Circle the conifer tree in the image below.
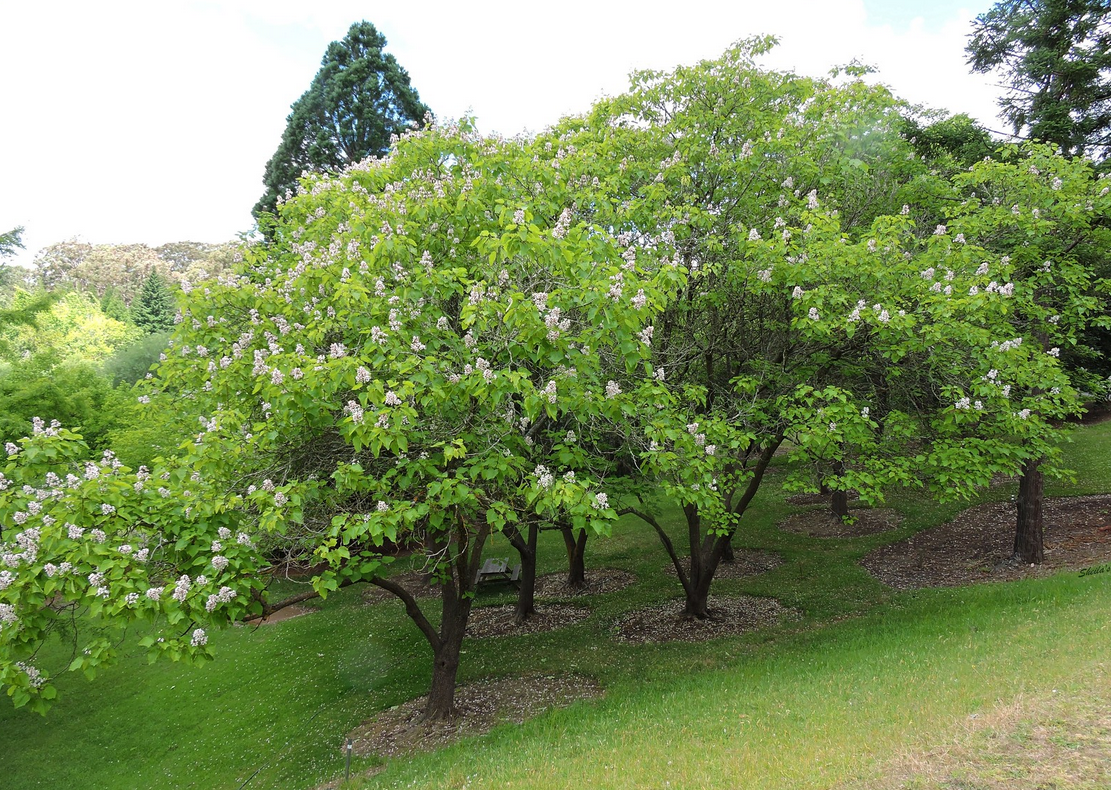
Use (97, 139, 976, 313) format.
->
(131, 272, 174, 334)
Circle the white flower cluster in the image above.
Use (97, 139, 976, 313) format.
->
(205, 586, 236, 612)
(172, 575, 192, 602)
(954, 397, 984, 411)
(534, 464, 555, 489)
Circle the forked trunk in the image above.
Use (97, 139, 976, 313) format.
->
(721, 535, 735, 564)
(559, 521, 588, 589)
(371, 515, 490, 722)
(1014, 458, 1045, 565)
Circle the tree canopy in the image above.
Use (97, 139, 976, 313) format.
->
(252, 21, 430, 223)
(967, 0, 1111, 160)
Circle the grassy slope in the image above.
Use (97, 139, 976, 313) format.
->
(1, 420, 1108, 789)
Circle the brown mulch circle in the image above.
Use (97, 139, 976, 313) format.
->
(663, 550, 783, 579)
(465, 603, 592, 638)
(347, 674, 603, 758)
(614, 594, 799, 644)
(362, 570, 442, 603)
(779, 508, 903, 538)
(533, 568, 637, 598)
(861, 494, 1111, 590)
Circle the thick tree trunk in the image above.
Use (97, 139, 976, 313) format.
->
(507, 522, 538, 625)
(1014, 458, 1045, 565)
(559, 522, 588, 589)
(425, 624, 465, 721)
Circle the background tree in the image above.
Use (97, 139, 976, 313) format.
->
(252, 21, 430, 223)
(131, 272, 174, 334)
(0, 228, 53, 348)
(967, 0, 1111, 161)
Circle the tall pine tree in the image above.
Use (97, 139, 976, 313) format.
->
(253, 21, 430, 224)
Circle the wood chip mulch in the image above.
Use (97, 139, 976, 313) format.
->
(614, 595, 799, 644)
(861, 494, 1111, 590)
(779, 508, 903, 538)
(784, 491, 859, 507)
(346, 673, 603, 759)
(533, 568, 637, 598)
(465, 603, 593, 638)
(663, 550, 783, 579)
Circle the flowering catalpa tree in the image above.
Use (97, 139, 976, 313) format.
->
(0, 420, 261, 713)
(151, 119, 679, 719)
(942, 143, 1111, 562)
(548, 39, 1089, 618)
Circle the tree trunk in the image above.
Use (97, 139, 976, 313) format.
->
(1014, 458, 1045, 565)
(720, 535, 735, 564)
(830, 458, 849, 519)
(508, 522, 538, 625)
(425, 624, 465, 720)
(559, 522, 588, 589)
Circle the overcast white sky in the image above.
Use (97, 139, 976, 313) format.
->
(0, 0, 1005, 268)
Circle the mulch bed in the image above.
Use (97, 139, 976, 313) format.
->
(614, 595, 799, 644)
(347, 674, 602, 759)
(779, 507, 903, 538)
(663, 550, 783, 579)
(861, 494, 1111, 590)
(784, 491, 859, 507)
(533, 568, 637, 598)
(466, 603, 593, 638)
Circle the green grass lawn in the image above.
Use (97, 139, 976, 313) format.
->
(2, 419, 1109, 789)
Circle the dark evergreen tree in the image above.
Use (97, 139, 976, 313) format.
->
(253, 21, 430, 223)
(967, 0, 1111, 161)
(131, 272, 174, 334)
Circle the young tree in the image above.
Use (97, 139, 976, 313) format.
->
(945, 144, 1111, 562)
(252, 21, 430, 223)
(967, 0, 1111, 160)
